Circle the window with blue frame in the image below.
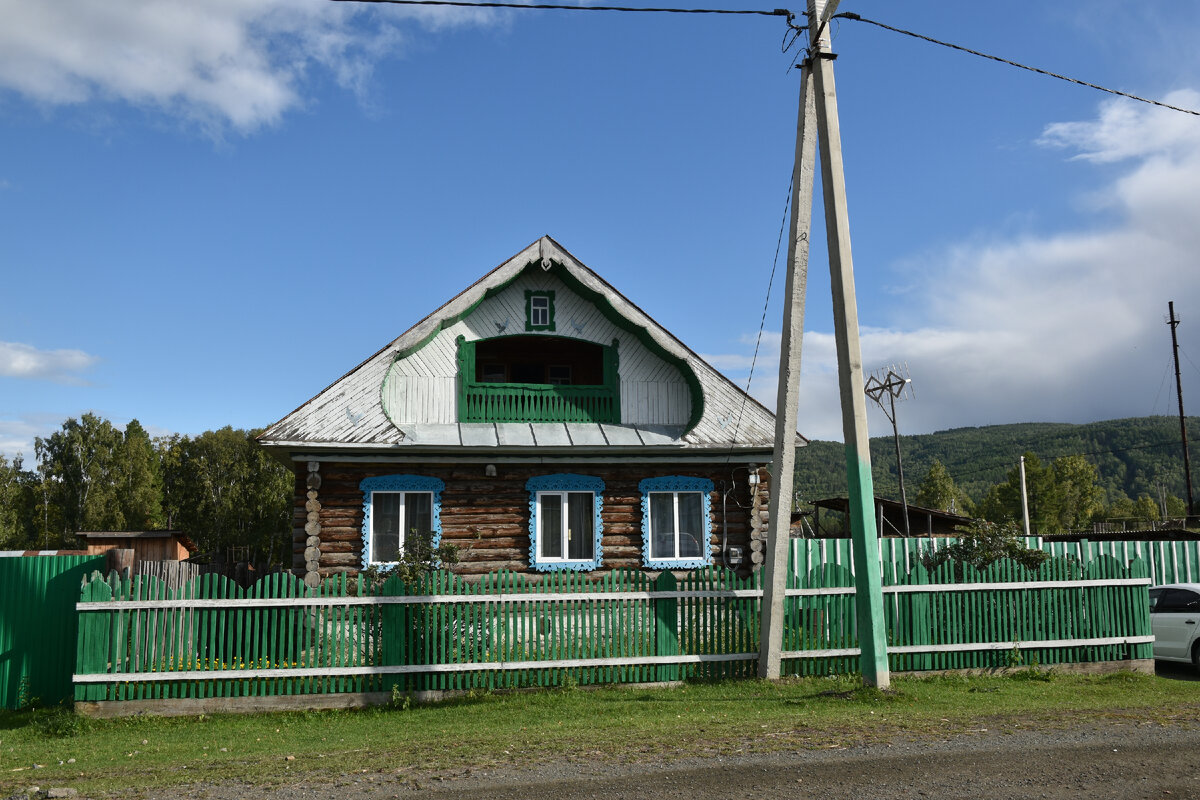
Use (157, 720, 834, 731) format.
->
(638, 476, 714, 569)
(359, 475, 445, 569)
(526, 474, 604, 571)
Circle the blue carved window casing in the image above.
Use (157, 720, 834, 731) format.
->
(638, 476, 714, 569)
(526, 474, 604, 572)
(359, 475, 445, 570)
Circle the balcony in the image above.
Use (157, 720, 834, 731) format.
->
(460, 382, 618, 424)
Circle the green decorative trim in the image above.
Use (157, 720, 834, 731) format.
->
(545, 261, 704, 433)
(524, 289, 556, 332)
(456, 335, 619, 424)
(384, 256, 705, 434)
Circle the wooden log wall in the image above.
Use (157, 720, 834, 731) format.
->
(291, 462, 770, 580)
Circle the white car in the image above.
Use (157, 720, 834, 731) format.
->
(1148, 583, 1200, 669)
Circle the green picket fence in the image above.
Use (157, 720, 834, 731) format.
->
(74, 550, 1152, 703)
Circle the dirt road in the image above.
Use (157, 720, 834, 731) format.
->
(178, 720, 1200, 800)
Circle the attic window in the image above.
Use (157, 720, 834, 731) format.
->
(525, 290, 555, 332)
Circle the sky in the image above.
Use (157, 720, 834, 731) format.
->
(3, 0, 1200, 461)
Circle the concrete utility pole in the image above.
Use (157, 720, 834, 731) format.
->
(1019, 455, 1032, 537)
(758, 58, 817, 680)
(758, 0, 890, 689)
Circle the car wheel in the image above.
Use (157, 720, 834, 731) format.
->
(1193, 641, 1200, 673)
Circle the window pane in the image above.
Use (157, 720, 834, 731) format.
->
(405, 492, 433, 551)
(540, 493, 563, 559)
(372, 493, 401, 563)
(567, 492, 594, 560)
(677, 493, 704, 558)
(649, 493, 675, 560)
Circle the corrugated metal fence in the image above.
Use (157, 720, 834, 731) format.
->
(0, 554, 103, 709)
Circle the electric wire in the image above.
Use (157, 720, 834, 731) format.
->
(724, 174, 792, 459)
(1151, 357, 1174, 417)
(331, 0, 790, 17)
(835, 13, 1200, 117)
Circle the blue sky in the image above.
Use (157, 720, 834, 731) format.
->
(3, 0, 1200, 459)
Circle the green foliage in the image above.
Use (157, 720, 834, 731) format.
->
(159, 427, 291, 562)
(362, 537, 461, 589)
(920, 519, 1050, 575)
(30, 706, 87, 738)
(795, 416, 1199, 507)
(34, 413, 125, 542)
(914, 459, 974, 515)
(4, 414, 290, 561)
(0, 454, 38, 548)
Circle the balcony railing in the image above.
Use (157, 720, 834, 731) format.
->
(461, 382, 618, 424)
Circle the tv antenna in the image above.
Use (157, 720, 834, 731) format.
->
(864, 364, 915, 536)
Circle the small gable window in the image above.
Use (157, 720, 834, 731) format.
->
(527, 474, 604, 571)
(359, 475, 444, 569)
(639, 476, 714, 569)
(525, 290, 555, 332)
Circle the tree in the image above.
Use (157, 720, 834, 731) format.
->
(162, 427, 291, 564)
(0, 454, 38, 548)
(1050, 454, 1104, 532)
(914, 459, 974, 515)
(115, 419, 164, 530)
(979, 452, 1062, 533)
(34, 413, 124, 542)
(921, 519, 1049, 579)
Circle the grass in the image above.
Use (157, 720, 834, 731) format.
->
(2, 671, 1199, 797)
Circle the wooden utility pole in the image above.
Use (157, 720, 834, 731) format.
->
(758, 0, 890, 689)
(758, 58, 817, 680)
(1168, 301, 1196, 520)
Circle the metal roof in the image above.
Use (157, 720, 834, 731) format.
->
(258, 236, 800, 457)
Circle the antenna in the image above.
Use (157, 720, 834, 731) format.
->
(864, 363, 914, 536)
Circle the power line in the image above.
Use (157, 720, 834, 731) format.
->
(330, 0, 791, 18)
(836, 13, 1200, 117)
(726, 175, 792, 454)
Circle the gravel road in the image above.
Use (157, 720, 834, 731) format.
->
(169, 719, 1200, 800)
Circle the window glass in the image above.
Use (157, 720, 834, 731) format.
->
(372, 492, 402, 563)
(526, 474, 604, 571)
(1149, 588, 1164, 611)
(406, 492, 433, 547)
(531, 296, 549, 327)
(567, 492, 595, 560)
(1158, 588, 1200, 613)
(540, 493, 563, 559)
(358, 475, 445, 570)
(638, 476, 713, 568)
(650, 493, 675, 560)
(677, 492, 704, 558)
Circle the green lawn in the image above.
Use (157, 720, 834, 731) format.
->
(3, 672, 1199, 796)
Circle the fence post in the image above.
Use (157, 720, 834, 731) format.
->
(75, 575, 113, 703)
(654, 572, 678, 682)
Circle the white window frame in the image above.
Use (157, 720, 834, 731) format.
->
(530, 295, 550, 328)
(359, 475, 444, 570)
(638, 476, 713, 570)
(526, 474, 604, 572)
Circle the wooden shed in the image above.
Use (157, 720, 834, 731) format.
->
(74, 531, 196, 562)
(258, 236, 805, 586)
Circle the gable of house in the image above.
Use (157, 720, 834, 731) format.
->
(259, 236, 788, 456)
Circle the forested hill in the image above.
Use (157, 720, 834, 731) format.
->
(794, 416, 1200, 506)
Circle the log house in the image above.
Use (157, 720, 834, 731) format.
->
(258, 237, 803, 586)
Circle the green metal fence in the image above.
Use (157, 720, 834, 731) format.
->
(74, 549, 1152, 703)
(0, 554, 104, 708)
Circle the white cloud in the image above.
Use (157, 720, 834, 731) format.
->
(708, 92, 1200, 442)
(0, 342, 98, 383)
(0, 0, 499, 133)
